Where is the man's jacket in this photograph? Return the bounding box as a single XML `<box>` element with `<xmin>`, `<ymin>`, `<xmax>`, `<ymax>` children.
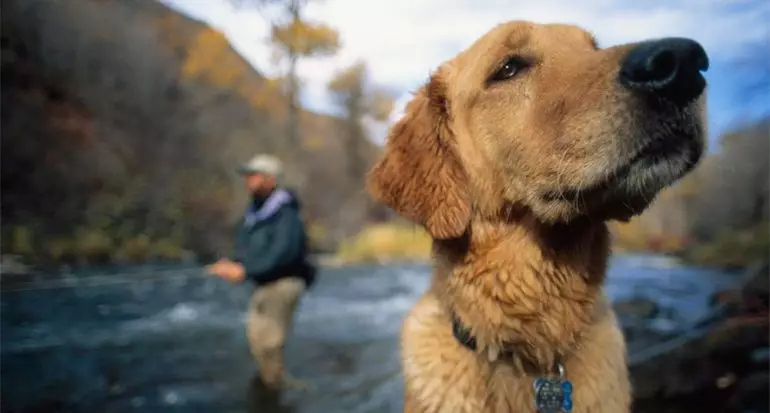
<box><xmin>233</xmin><ymin>188</ymin><xmax>316</xmax><ymax>287</ymax></box>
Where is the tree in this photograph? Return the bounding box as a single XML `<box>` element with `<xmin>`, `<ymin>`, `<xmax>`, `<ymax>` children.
<box><xmin>230</xmin><ymin>0</ymin><xmax>340</xmax><ymax>149</ymax></box>
<box><xmin>328</xmin><ymin>61</ymin><xmax>394</xmax><ymax>180</ymax></box>
<box><xmin>327</xmin><ymin>61</ymin><xmax>395</xmax><ymax>230</ymax></box>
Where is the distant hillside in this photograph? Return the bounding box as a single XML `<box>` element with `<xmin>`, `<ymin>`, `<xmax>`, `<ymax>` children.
<box><xmin>1</xmin><ymin>0</ymin><xmax>379</xmax><ymax>265</ymax></box>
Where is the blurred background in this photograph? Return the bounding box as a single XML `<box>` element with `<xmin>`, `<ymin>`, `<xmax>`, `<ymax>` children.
<box><xmin>1</xmin><ymin>0</ymin><xmax>768</xmax><ymax>412</ymax></box>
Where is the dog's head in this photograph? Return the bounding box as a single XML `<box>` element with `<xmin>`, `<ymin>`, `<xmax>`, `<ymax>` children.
<box><xmin>367</xmin><ymin>21</ymin><xmax>708</xmax><ymax>239</ymax></box>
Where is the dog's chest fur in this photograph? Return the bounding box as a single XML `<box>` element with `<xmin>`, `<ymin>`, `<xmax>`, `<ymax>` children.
<box><xmin>401</xmin><ymin>294</ymin><xmax>630</xmax><ymax>413</ymax></box>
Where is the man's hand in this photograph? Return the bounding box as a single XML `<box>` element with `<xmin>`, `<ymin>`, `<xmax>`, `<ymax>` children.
<box><xmin>206</xmin><ymin>258</ymin><xmax>246</xmax><ymax>283</ymax></box>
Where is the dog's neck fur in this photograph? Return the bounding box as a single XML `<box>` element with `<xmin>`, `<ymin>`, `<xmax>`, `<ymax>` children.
<box><xmin>432</xmin><ymin>212</ymin><xmax>610</xmax><ymax>375</ymax></box>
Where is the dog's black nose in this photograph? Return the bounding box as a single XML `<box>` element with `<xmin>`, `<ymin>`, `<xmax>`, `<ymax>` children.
<box><xmin>619</xmin><ymin>37</ymin><xmax>709</xmax><ymax>105</ymax></box>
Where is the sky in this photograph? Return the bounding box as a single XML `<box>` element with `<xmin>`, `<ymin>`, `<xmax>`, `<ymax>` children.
<box><xmin>165</xmin><ymin>0</ymin><xmax>770</xmax><ymax>146</ymax></box>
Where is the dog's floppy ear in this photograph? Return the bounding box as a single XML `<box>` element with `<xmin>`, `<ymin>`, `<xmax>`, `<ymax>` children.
<box><xmin>366</xmin><ymin>74</ymin><xmax>470</xmax><ymax>239</ymax></box>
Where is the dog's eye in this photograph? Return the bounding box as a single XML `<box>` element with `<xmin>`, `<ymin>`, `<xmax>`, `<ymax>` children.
<box><xmin>490</xmin><ymin>56</ymin><xmax>529</xmax><ymax>82</ymax></box>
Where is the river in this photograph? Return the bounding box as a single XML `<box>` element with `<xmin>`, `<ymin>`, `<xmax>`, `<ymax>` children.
<box><xmin>1</xmin><ymin>254</ymin><xmax>736</xmax><ymax>413</ymax></box>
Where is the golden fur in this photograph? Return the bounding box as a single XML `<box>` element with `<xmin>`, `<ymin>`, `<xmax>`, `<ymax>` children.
<box><xmin>366</xmin><ymin>21</ymin><xmax>707</xmax><ymax>413</ymax></box>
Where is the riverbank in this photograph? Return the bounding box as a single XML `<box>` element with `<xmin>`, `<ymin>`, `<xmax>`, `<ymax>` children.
<box><xmin>629</xmin><ymin>260</ymin><xmax>769</xmax><ymax>412</ymax></box>
<box><xmin>3</xmin><ymin>218</ymin><xmax>761</xmax><ymax>275</ymax></box>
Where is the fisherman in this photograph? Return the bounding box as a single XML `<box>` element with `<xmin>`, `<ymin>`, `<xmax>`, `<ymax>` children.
<box><xmin>207</xmin><ymin>154</ymin><xmax>316</xmax><ymax>390</ymax></box>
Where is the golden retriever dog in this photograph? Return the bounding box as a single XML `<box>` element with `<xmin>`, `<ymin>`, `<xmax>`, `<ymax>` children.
<box><xmin>366</xmin><ymin>21</ymin><xmax>708</xmax><ymax>413</ymax></box>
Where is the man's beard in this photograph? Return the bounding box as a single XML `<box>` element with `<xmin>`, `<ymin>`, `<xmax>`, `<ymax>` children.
<box><xmin>252</xmin><ymin>186</ymin><xmax>273</xmax><ymax>198</ymax></box>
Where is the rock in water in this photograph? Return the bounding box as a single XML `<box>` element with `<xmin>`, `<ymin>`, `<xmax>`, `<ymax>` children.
<box><xmin>613</xmin><ymin>297</ymin><xmax>660</xmax><ymax>319</ymax></box>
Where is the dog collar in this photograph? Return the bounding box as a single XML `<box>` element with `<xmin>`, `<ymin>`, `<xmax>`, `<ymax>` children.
<box><xmin>451</xmin><ymin>314</ymin><xmax>479</xmax><ymax>351</ymax></box>
<box><xmin>451</xmin><ymin>313</ymin><xmax>515</xmax><ymax>357</ymax></box>
<box><xmin>451</xmin><ymin>314</ymin><xmax>574</xmax><ymax>413</ymax></box>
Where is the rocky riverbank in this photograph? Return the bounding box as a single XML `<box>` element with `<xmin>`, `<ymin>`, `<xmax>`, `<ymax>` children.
<box><xmin>625</xmin><ymin>260</ymin><xmax>769</xmax><ymax>412</ymax></box>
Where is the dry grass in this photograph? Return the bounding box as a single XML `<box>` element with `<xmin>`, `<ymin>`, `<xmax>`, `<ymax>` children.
<box><xmin>336</xmin><ymin>223</ymin><xmax>432</xmax><ymax>264</ymax></box>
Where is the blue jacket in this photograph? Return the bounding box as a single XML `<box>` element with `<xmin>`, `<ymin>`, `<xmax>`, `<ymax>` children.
<box><xmin>233</xmin><ymin>188</ymin><xmax>316</xmax><ymax>287</ymax></box>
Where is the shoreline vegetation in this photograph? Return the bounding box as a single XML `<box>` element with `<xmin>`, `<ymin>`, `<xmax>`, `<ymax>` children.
<box><xmin>327</xmin><ymin>221</ymin><xmax>767</xmax><ymax>270</ymax></box>
<box><xmin>1</xmin><ymin>219</ymin><xmax>765</xmax><ymax>275</ymax></box>
<box><xmin>610</xmin><ymin>219</ymin><xmax>769</xmax><ymax>271</ymax></box>
<box><xmin>332</xmin><ymin>223</ymin><xmax>432</xmax><ymax>266</ymax></box>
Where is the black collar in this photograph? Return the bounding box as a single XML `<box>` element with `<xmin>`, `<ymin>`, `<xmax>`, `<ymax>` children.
<box><xmin>451</xmin><ymin>314</ymin><xmax>478</xmax><ymax>351</ymax></box>
<box><xmin>451</xmin><ymin>313</ymin><xmax>515</xmax><ymax>358</ymax></box>
<box><xmin>452</xmin><ymin>314</ymin><xmax>569</xmax><ymax>378</ymax></box>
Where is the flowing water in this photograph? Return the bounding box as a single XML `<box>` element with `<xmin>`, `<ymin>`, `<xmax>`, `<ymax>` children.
<box><xmin>1</xmin><ymin>255</ymin><xmax>735</xmax><ymax>413</ymax></box>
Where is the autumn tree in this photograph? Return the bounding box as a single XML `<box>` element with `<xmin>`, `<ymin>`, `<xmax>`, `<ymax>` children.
<box><xmin>231</xmin><ymin>0</ymin><xmax>339</xmax><ymax>149</ymax></box>
<box><xmin>328</xmin><ymin>61</ymin><xmax>393</xmax><ymax>179</ymax></box>
<box><xmin>327</xmin><ymin>61</ymin><xmax>395</xmax><ymax>228</ymax></box>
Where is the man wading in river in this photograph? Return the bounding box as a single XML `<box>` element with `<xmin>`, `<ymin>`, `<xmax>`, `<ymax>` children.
<box><xmin>207</xmin><ymin>154</ymin><xmax>316</xmax><ymax>390</ymax></box>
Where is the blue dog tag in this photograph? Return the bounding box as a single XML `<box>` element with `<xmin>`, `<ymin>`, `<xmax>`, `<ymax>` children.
<box><xmin>534</xmin><ymin>366</ymin><xmax>572</xmax><ymax>413</ymax></box>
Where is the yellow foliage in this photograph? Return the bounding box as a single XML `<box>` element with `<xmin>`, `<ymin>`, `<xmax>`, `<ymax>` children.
<box><xmin>247</xmin><ymin>78</ymin><xmax>285</xmax><ymax>111</ymax></box>
<box><xmin>328</xmin><ymin>62</ymin><xmax>366</xmax><ymax>93</ymax></box>
<box><xmin>302</xmin><ymin>135</ymin><xmax>324</xmax><ymax>149</ymax></box>
<box><xmin>182</xmin><ymin>28</ymin><xmax>248</xmax><ymax>88</ymax></box>
<box><xmin>266</xmin><ymin>76</ymin><xmax>286</xmax><ymax>91</ymax></box>
<box><xmin>271</xmin><ymin>19</ymin><xmax>340</xmax><ymax>57</ymax></box>
<box><xmin>182</xmin><ymin>29</ymin><xmax>286</xmax><ymax>113</ymax></box>
<box><xmin>336</xmin><ymin>223</ymin><xmax>432</xmax><ymax>263</ymax></box>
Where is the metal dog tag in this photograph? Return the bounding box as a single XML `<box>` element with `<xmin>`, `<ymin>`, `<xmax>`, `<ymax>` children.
<box><xmin>534</xmin><ymin>364</ymin><xmax>572</xmax><ymax>413</ymax></box>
